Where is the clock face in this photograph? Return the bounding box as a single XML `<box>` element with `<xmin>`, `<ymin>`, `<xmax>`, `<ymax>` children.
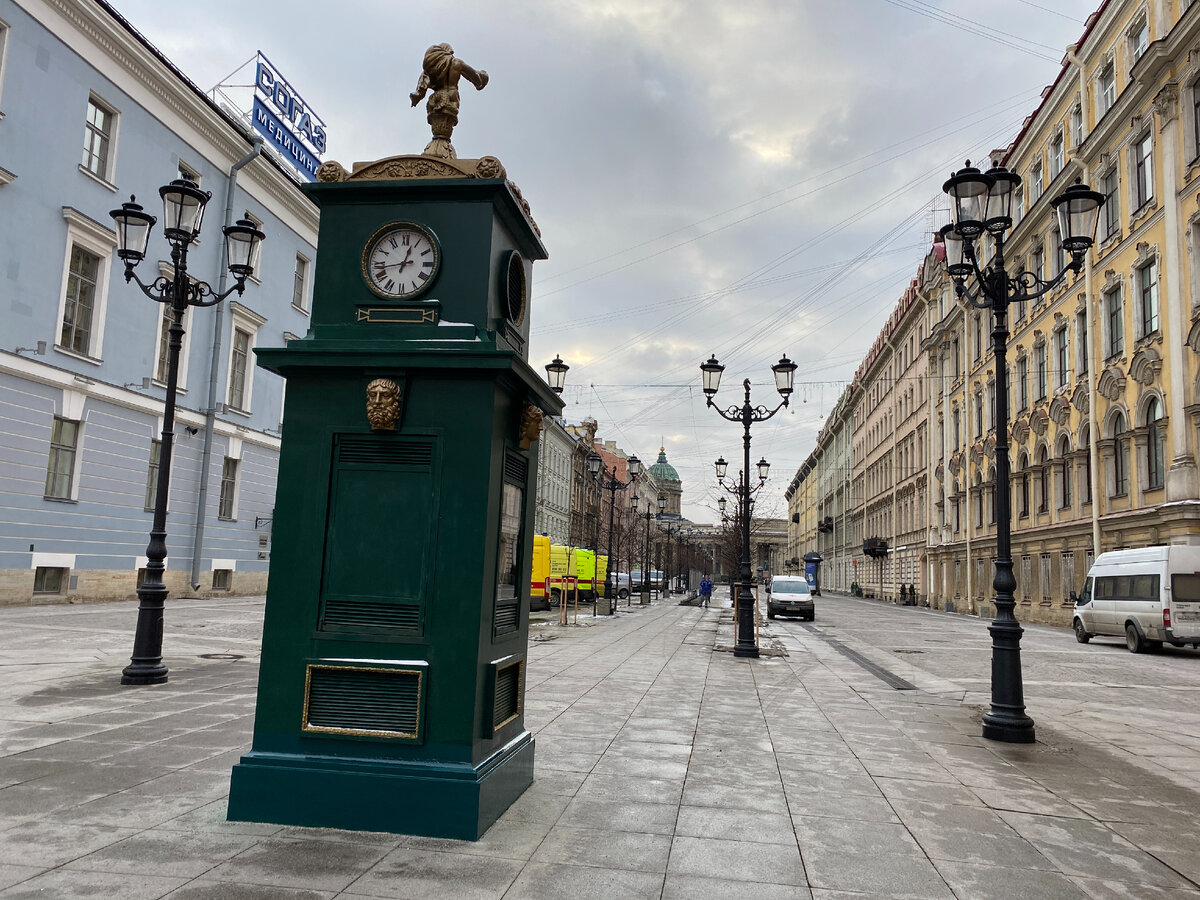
<box><xmin>362</xmin><ymin>223</ymin><xmax>439</xmax><ymax>299</ymax></box>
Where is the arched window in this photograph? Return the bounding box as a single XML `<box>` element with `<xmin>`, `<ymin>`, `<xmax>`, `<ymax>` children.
<box><xmin>1080</xmin><ymin>427</ymin><xmax>1093</xmax><ymax>505</ymax></box>
<box><xmin>1037</xmin><ymin>446</ymin><xmax>1050</xmax><ymax>513</ymax></box>
<box><xmin>1146</xmin><ymin>397</ymin><xmax>1165</xmax><ymax>490</ymax></box>
<box><xmin>1057</xmin><ymin>436</ymin><xmax>1072</xmax><ymax>509</ymax></box>
<box><xmin>1112</xmin><ymin>411</ymin><xmax>1129</xmax><ymax>495</ymax></box>
<box><xmin>1018</xmin><ymin>452</ymin><xmax>1031</xmax><ymax>518</ymax></box>
<box><xmin>987</xmin><ymin>466</ymin><xmax>997</xmax><ymax>524</ymax></box>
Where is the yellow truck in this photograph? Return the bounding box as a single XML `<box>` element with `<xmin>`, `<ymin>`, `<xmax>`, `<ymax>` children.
<box><xmin>546</xmin><ymin>545</ymin><xmax>603</xmax><ymax>605</ymax></box>
<box><xmin>530</xmin><ymin>534</ymin><xmax>551</xmax><ymax>610</ymax></box>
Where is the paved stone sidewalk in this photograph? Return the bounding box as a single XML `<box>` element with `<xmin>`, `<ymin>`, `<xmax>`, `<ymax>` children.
<box><xmin>0</xmin><ymin>593</ymin><xmax>1197</xmax><ymax>898</ymax></box>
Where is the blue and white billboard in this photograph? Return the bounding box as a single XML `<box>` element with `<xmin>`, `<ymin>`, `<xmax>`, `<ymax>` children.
<box><xmin>252</xmin><ymin>52</ymin><xmax>327</xmax><ymax>182</ymax></box>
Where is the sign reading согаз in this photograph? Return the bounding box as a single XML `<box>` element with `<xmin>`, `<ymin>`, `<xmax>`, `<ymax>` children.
<box><xmin>253</xmin><ymin>52</ymin><xmax>327</xmax><ymax>182</ymax></box>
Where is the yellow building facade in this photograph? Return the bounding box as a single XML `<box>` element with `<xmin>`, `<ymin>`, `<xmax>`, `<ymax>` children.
<box><xmin>924</xmin><ymin>0</ymin><xmax>1200</xmax><ymax>624</ymax></box>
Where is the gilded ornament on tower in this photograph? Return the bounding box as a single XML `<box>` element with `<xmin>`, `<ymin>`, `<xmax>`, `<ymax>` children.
<box><xmin>366</xmin><ymin>378</ymin><xmax>402</xmax><ymax>431</ymax></box>
<box><xmin>409</xmin><ymin>43</ymin><xmax>488</xmax><ymax>160</ymax></box>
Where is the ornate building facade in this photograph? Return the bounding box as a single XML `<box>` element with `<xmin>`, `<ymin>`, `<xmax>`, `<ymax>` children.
<box><xmin>789</xmin><ymin>0</ymin><xmax>1200</xmax><ymax>627</ymax></box>
<box><xmin>925</xmin><ymin>0</ymin><xmax>1200</xmax><ymax>625</ymax></box>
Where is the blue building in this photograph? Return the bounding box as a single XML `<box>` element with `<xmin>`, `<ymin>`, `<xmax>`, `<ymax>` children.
<box><xmin>0</xmin><ymin>0</ymin><xmax>319</xmax><ymax>603</ymax></box>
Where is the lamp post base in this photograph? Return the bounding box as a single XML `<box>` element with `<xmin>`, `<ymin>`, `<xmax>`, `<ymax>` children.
<box><xmin>121</xmin><ymin>665</ymin><xmax>169</xmax><ymax>685</ymax></box>
<box><xmin>981</xmin><ymin>713</ymin><xmax>1036</xmax><ymax>743</ymax></box>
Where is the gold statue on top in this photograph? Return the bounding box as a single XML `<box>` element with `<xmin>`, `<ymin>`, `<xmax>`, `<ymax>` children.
<box><xmin>410</xmin><ymin>44</ymin><xmax>488</xmax><ymax>160</ymax></box>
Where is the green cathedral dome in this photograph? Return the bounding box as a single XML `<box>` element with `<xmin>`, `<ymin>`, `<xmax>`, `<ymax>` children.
<box><xmin>649</xmin><ymin>447</ymin><xmax>680</xmax><ymax>484</ymax></box>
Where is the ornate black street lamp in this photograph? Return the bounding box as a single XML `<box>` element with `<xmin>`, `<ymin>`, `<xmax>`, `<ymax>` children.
<box><xmin>110</xmin><ymin>181</ymin><xmax>265</xmax><ymax>685</ymax></box>
<box><xmin>589</xmin><ymin>452</ymin><xmax>642</xmax><ymax>614</ymax></box>
<box><xmin>701</xmin><ymin>354</ymin><xmax>794</xmax><ymax>658</ymax></box>
<box><xmin>941</xmin><ymin>161</ymin><xmax>1103</xmax><ymax>743</ymax></box>
<box><xmin>545</xmin><ymin>355</ymin><xmax>569</xmax><ymax>393</ymax></box>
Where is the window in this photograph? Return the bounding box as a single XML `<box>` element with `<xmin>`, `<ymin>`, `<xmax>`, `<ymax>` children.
<box><xmin>82</xmin><ymin>95</ymin><xmax>117</xmax><ymax>182</ymax></box>
<box><xmin>56</xmin><ymin>209</ymin><xmax>116</xmax><ymax>361</ymax></box>
<box><xmin>1062</xmin><ymin>551</ymin><xmax>1075</xmax><ymax>600</ymax></box>
<box><xmin>1113</xmin><ymin>411</ymin><xmax>1129</xmax><ymax>495</ymax></box>
<box><xmin>1055</xmin><ymin>329</ymin><xmax>1069</xmax><ymax>388</ymax></box>
<box><xmin>1038</xmin><ymin>449</ymin><xmax>1051</xmax><ymax>514</ymax></box>
<box><xmin>1041</xmin><ymin>555</ymin><xmax>1052</xmax><ymax>602</ymax></box>
<box><xmin>225</xmin><ymin>304</ymin><xmax>264</xmax><ymax>413</ymax></box>
<box><xmin>1193</xmin><ymin>77</ymin><xmax>1200</xmax><ymax>161</ymax></box>
<box><xmin>1106</xmin><ymin>288</ymin><xmax>1124</xmax><ymax>357</ymax></box>
<box><xmin>1030</xmin><ymin>161</ymin><xmax>1044</xmax><ymax>201</ymax></box>
<box><xmin>1071</xmin><ymin>103</ymin><xmax>1083</xmax><ymax>148</ymax></box>
<box><xmin>218</xmin><ymin>457</ymin><xmax>239</xmax><ymax>519</ymax></box>
<box><xmin>1129</xmin><ymin>16</ymin><xmax>1149</xmax><ymax>65</ymax></box>
<box><xmin>60</xmin><ymin>245</ymin><xmax>100</xmax><ymax>355</ymax></box>
<box><xmin>292</xmin><ymin>253</ymin><xmax>310</xmax><ymax>312</ymax></box>
<box><xmin>1134</xmin><ymin>132</ymin><xmax>1153</xmax><ymax>209</ymax></box>
<box><xmin>1058</xmin><ymin>439</ymin><xmax>1072</xmax><ymax>509</ymax></box>
<box><xmin>973</xmin><ymin>316</ymin><xmax>982</xmax><ymax>361</ymax></box>
<box><xmin>0</xmin><ymin>18</ymin><xmax>10</xmax><ymax>112</ymax></box>
<box><xmin>988</xmin><ymin>381</ymin><xmax>996</xmax><ymax>430</ymax></box>
<box><xmin>1035</xmin><ymin>344</ymin><xmax>1047</xmax><ymax>401</ymax></box>
<box><xmin>144</xmin><ymin>440</ymin><xmax>161</xmax><ymax>511</ymax></box>
<box><xmin>177</xmin><ymin>160</ymin><xmax>200</xmax><ymax>186</ymax></box>
<box><xmin>1139</xmin><ymin>260</ymin><xmax>1159</xmax><ymax>335</ymax></box>
<box><xmin>45</xmin><ymin>417</ymin><xmax>80</xmax><ymax>500</ymax></box>
<box><xmin>212</xmin><ymin>569</ymin><xmax>232</xmax><ymax>590</ymax></box>
<box><xmin>228</xmin><ymin>328</ymin><xmax>251</xmax><ymax>411</ymax></box>
<box><xmin>1082</xmin><ymin>432</ymin><xmax>1093</xmax><ymax>504</ymax></box>
<box><xmin>1050</xmin><ymin>132</ymin><xmax>1064</xmax><ymax>178</ymax></box>
<box><xmin>1017</xmin><ymin>356</ymin><xmax>1029</xmax><ymax>411</ymax></box>
<box><xmin>1098</xmin><ymin>63</ymin><xmax>1116</xmax><ymax>118</ymax></box>
<box><xmin>974</xmin><ymin>392</ymin><xmax>983</xmax><ymax>436</ymax></box>
<box><xmin>1021</xmin><ymin>555</ymin><xmax>1032</xmax><ymax>599</ymax></box>
<box><xmin>1032</xmin><ymin>245</ymin><xmax>1044</xmax><ymax>283</ymax></box>
<box><xmin>1146</xmin><ymin>397</ymin><xmax>1165</xmax><ymax>490</ymax></box>
<box><xmin>33</xmin><ymin>567</ymin><xmax>67</xmax><ymax>594</ymax></box>
<box><xmin>1077</xmin><ymin>312</ymin><xmax>1088</xmax><ymax>376</ymax></box>
<box><xmin>152</xmin><ymin>303</ymin><xmax>192</xmax><ymax>386</ymax></box>
<box><xmin>1018</xmin><ymin>454</ymin><xmax>1030</xmax><ymax>517</ymax></box>
<box><xmin>952</xmin><ymin>338</ymin><xmax>960</xmax><ymax>375</ymax></box>
<box><xmin>1102</xmin><ymin>168</ymin><xmax>1119</xmax><ymax>240</ymax></box>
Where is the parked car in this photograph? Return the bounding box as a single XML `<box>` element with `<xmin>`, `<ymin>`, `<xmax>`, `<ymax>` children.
<box><xmin>1072</xmin><ymin>546</ymin><xmax>1200</xmax><ymax>653</ymax></box>
<box><xmin>630</xmin><ymin>570</ymin><xmax>665</xmax><ymax>592</ymax></box>
<box><xmin>767</xmin><ymin>575</ymin><xmax>814</xmax><ymax>621</ymax></box>
<box><xmin>610</xmin><ymin>572</ymin><xmax>632</xmax><ymax>599</ymax></box>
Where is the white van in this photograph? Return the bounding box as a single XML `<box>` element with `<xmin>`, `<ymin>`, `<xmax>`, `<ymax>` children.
<box><xmin>767</xmin><ymin>575</ymin><xmax>814</xmax><ymax>621</ymax></box>
<box><xmin>1072</xmin><ymin>546</ymin><xmax>1200</xmax><ymax>653</ymax></box>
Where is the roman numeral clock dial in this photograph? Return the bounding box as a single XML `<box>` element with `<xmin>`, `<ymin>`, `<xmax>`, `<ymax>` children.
<box><xmin>362</xmin><ymin>223</ymin><xmax>440</xmax><ymax>300</ymax></box>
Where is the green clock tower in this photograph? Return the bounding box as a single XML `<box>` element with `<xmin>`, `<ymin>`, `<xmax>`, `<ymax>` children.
<box><xmin>226</xmin><ymin>143</ymin><xmax>561</xmax><ymax>839</ymax></box>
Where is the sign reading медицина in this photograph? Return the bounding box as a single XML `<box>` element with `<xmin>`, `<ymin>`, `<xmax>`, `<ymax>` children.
<box><xmin>253</xmin><ymin>52</ymin><xmax>327</xmax><ymax>183</ymax></box>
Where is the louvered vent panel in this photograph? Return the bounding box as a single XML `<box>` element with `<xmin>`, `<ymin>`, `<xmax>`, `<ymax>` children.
<box><xmin>494</xmin><ymin>603</ymin><xmax>519</xmax><ymax>634</ymax></box>
<box><xmin>323</xmin><ymin>598</ymin><xmax>420</xmax><ymax>631</ymax></box>
<box><xmin>304</xmin><ymin>666</ymin><xmax>421</xmax><ymax>738</ymax></box>
<box><xmin>503</xmin><ymin>452</ymin><xmax>527</xmax><ymax>483</ymax></box>
<box><xmin>338</xmin><ymin>438</ymin><xmax>432</xmax><ymax>467</ymax></box>
<box><xmin>492</xmin><ymin>662</ymin><xmax>521</xmax><ymax>729</ymax></box>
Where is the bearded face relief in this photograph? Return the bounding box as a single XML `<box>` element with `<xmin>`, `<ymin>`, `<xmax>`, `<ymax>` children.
<box><xmin>366</xmin><ymin>378</ymin><xmax>401</xmax><ymax>431</ymax></box>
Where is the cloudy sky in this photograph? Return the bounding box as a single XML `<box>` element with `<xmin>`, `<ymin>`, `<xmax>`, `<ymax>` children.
<box><xmin>113</xmin><ymin>0</ymin><xmax>1099</xmax><ymax>524</ymax></box>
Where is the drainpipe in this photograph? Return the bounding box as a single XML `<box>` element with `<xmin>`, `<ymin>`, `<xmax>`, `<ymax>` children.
<box><xmin>1067</xmin><ymin>47</ymin><xmax>1101</xmax><ymax>559</ymax></box>
<box><xmin>190</xmin><ymin>136</ymin><xmax>264</xmax><ymax>590</ymax></box>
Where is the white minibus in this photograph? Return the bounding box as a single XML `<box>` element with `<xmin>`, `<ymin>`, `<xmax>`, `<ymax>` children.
<box><xmin>1072</xmin><ymin>546</ymin><xmax>1200</xmax><ymax>653</ymax></box>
